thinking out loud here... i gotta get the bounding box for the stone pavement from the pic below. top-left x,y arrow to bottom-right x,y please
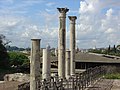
87,79 -> 120,90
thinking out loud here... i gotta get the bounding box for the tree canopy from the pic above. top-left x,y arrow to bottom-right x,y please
8,52 -> 29,67
8,51 -> 30,73
0,34 -> 9,68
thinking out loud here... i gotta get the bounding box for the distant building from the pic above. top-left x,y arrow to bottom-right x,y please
20,50 -> 30,54
80,49 -> 88,53
76,46 -> 79,52
46,43 -> 51,50
92,46 -> 96,50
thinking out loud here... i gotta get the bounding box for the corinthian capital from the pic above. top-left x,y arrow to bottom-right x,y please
57,8 -> 69,13
68,16 -> 77,21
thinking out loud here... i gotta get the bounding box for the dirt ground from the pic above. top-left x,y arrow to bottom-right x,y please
111,80 -> 120,90
0,81 -> 23,90
87,79 -> 120,90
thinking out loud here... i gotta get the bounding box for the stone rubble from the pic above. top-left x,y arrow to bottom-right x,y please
4,73 -> 30,82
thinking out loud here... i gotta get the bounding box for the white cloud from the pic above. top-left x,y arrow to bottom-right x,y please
0,0 -> 45,15
79,0 -> 100,14
46,2 -> 55,7
0,14 -> 58,48
0,0 -> 120,48
0,0 -> 59,48
105,28 -> 114,34
77,0 -> 120,48
106,8 -> 113,18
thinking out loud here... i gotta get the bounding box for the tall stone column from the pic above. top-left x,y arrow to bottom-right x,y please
30,39 -> 41,90
65,50 -> 70,79
57,8 -> 69,78
42,48 -> 51,80
68,16 -> 77,75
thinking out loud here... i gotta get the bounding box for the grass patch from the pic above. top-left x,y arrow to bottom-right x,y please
104,73 -> 120,79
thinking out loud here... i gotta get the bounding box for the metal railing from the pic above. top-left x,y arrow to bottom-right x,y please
18,66 -> 107,90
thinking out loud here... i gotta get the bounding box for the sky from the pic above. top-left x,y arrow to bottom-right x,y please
0,0 -> 120,49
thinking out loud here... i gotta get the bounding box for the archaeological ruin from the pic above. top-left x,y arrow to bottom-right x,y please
17,7 -> 120,90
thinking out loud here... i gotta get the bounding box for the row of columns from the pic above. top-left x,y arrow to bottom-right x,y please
57,8 -> 77,78
30,7 -> 77,90
30,39 -> 73,89
30,39 -> 51,90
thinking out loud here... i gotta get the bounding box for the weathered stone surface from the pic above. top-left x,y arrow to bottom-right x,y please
111,80 -> 120,90
42,48 -> 51,80
68,16 -> 77,75
65,50 -> 70,79
57,8 -> 69,78
30,39 -> 41,90
4,73 -> 29,82
55,48 -> 58,57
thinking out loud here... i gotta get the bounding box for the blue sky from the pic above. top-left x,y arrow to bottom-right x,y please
0,0 -> 120,49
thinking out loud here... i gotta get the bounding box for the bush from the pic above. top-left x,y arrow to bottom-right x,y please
8,52 -> 29,67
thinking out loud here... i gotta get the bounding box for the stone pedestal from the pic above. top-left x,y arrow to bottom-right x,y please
65,50 -> 70,79
57,8 -> 69,78
68,16 -> 77,75
30,39 -> 41,90
42,49 -> 51,80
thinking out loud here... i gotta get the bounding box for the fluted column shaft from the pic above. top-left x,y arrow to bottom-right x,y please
65,50 -> 70,79
68,16 -> 77,75
57,8 -> 69,78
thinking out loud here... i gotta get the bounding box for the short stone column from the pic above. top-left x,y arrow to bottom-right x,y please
65,50 -> 70,79
57,8 -> 69,78
68,16 -> 77,75
30,39 -> 41,90
42,48 -> 51,80
55,48 -> 58,57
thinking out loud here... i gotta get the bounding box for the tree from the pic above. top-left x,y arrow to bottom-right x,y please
6,46 -> 19,51
0,34 -> 9,68
113,45 -> 116,53
117,45 -> 120,50
7,52 -> 30,73
8,52 -> 29,67
108,45 -> 111,54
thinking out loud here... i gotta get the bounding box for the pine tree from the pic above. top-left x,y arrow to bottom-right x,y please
108,45 -> 111,54
113,45 -> 116,53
